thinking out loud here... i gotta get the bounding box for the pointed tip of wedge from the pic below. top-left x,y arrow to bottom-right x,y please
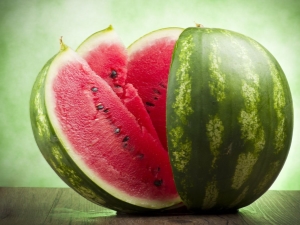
59,36 -> 69,51
107,24 -> 114,31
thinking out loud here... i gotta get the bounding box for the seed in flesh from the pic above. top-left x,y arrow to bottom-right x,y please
153,88 -> 161,95
96,104 -> 104,110
110,70 -> 118,78
159,83 -> 167,89
114,128 -> 120,134
91,87 -> 98,92
154,179 -> 163,187
122,136 -> 129,142
145,102 -> 155,107
137,153 -> 144,159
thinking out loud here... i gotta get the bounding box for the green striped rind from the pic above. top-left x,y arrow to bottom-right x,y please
167,27 -> 293,212
29,48 -> 176,214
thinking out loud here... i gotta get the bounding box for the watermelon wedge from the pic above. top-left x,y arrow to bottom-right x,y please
30,40 -> 180,212
127,28 -> 183,149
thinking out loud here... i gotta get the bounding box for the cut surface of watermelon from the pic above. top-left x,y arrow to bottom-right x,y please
77,25 -> 160,144
127,27 -> 183,149
45,46 -> 180,209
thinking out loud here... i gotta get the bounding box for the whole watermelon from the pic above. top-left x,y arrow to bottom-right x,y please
167,27 -> 293,212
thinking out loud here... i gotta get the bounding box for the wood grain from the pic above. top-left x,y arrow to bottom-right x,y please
0,188 -> 299,225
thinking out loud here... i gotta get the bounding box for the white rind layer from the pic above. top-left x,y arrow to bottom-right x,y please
76,25 -> 122,58
127,27 -> 183,60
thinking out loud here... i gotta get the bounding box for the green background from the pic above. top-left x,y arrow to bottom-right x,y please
0,0 -> 299,189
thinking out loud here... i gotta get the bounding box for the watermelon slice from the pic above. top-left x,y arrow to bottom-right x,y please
127,27 -> 183,149
30,27 -> 181,212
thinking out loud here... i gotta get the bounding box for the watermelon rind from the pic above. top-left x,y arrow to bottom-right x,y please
127,27 -> 183,58
76,25 -> 116,58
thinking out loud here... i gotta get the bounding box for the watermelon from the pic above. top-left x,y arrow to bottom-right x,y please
30,24 -> 293,214
30,28 -> 180,213
167,27 -> 293,212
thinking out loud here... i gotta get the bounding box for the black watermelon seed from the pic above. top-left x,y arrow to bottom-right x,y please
159,83 -> 167,89
151,167 -> 160,175
114,128 -> 120,134
96,104 -> 104,110
145,102 -> 155,107
153,88 -> 161,95
122,136 -> 129,142
103,108 -> 109,113
91,87 -> 98,92
154,179 -> 163,187
110,70 -> 118,78
137,153 -> 144,159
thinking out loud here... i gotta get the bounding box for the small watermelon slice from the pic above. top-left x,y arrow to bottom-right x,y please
30,42 -> 180,212
127,27 -> 183,149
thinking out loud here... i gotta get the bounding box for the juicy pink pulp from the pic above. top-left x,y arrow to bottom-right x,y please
127,37 -> 178,150
53,55 -> 178,200
82,42 -> 127,96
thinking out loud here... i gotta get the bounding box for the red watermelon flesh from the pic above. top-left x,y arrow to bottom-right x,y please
127,28 -> 183,149
46,46 -> 179,208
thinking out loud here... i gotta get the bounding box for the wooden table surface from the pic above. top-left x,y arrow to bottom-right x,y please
0,187 -> 299,225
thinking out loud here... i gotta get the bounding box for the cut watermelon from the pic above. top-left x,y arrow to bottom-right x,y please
127,28 -> 183,149
31,42 -> 180,212
30,24 -> 293,214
